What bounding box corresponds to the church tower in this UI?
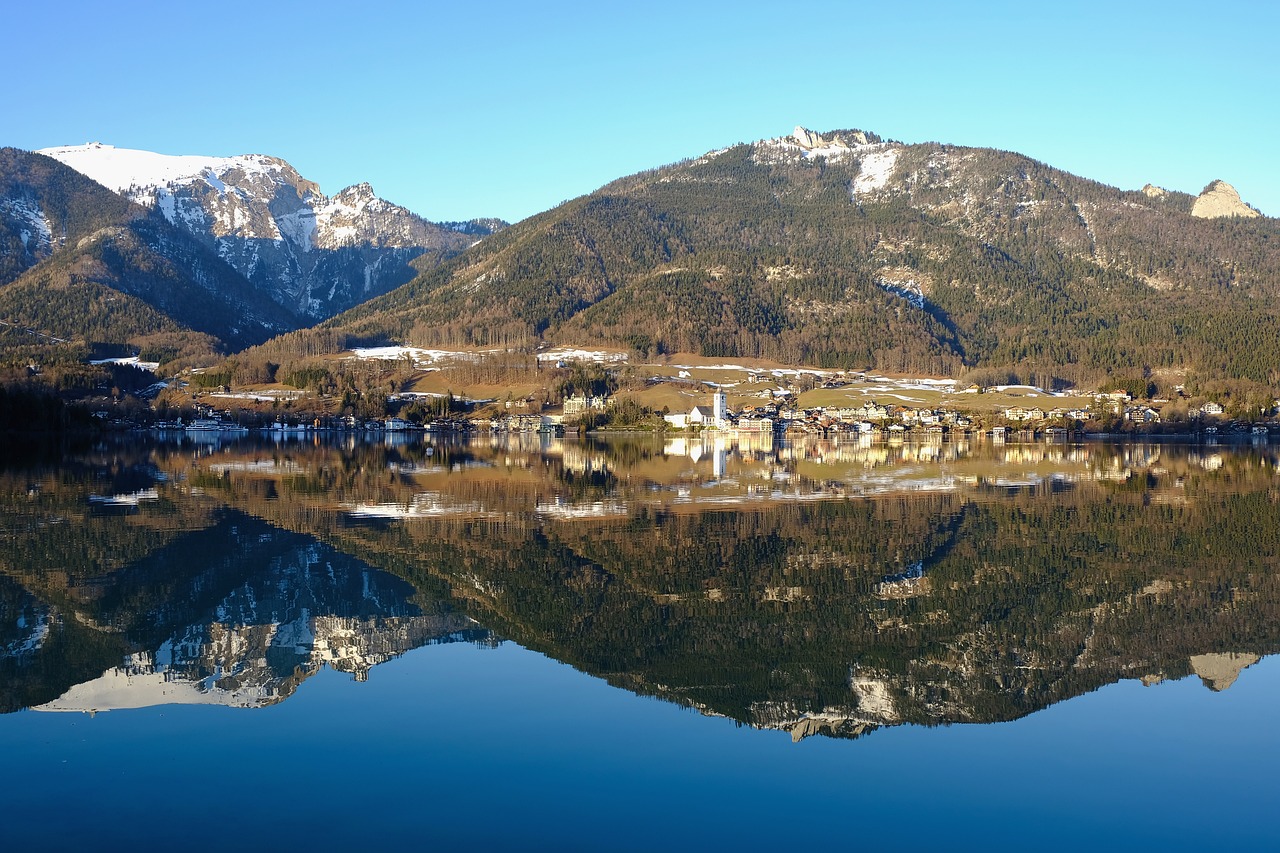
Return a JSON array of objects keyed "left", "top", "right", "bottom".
[{"left": 713, "top": 390, "right": 727, "bottom": 425}]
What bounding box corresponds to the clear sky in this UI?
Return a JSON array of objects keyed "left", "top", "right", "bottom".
[{"left": 9, "top": 0, "right": 1277, "bottom": 223}]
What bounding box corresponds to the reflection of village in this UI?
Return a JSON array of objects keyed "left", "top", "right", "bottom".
[{"left": 161, "top": 429, "right": 1280, "bottom": 526}]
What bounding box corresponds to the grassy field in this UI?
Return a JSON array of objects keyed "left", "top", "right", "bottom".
[
  {"left": 797, "top": 385, "right": 1096, "bottom": 414},
  {"left": 300, "top": 348, "right": 1104, "bottom": 418}
]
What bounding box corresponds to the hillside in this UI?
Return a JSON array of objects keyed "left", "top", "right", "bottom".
[{"left": 323, "top": 127, "right": 1280, "bottom": 387}]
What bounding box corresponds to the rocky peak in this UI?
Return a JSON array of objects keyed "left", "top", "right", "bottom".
[
  {"left": 1191, "top": 179, "right": 1261, "bottom": 219},
  {"left": 791, "top": 126, "right": 879, "bottom": 150},
  {"left": 334, "top": 182, "right": 378, "bottom": 206},
  {"left": 792, "top": 126, "right": 825, "bottom": 149},
  {"left": 1142, "top": 183, "right": 1169, "bottom": 199}
]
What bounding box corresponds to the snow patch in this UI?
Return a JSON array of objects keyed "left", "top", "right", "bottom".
[
  {"left": 536, "top": 499, "right": 630, "bottom": 520},
  {"left": 876, "top": 277, "right": 924, "bottom": 309},
  {"left": 88, "top": 355, "right": 160, "bottom": 371},
  {"left": 275, "top": 207, "right": 317, "bottom": 250},
  {"left": 89, "top": 489, "right": 159, "bottom": 507},
  {"left": 536, "top": 347, "right": 629, "bottom": 364},
  {"left": 0, "top": 196, "right": 53, "bottom": 254},
  {"left": 346, "top": 493, "right": 497, "bottom": 519},
  {"left": 347, "top": 345, "right": 488, "bottom": 367},
  {"left": 852, "top": 148, "right": 899, "bottom": 195},
  {"left": 4, "top": 608, "right": 51, "bottom": 658}
]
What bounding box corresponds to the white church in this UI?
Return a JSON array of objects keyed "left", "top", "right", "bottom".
[{"left": 664, "top": 390, "right": 730, "bottom": 430}]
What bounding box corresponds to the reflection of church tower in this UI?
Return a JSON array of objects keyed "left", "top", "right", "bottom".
[{"left": 713, "top": 390, "right": 727, "bottom": 426}]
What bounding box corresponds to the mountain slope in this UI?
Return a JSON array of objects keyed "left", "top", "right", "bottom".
[
  {"left": 0, "top": 146, "right": 139, "bottom": 285},
  {"left": 40, "top": 144, "right": 502, "bottom": 321},
  {"left": 324, "top": 127, "right": 1280, "bottom": 385},
  {"left": 0, "top": 148, "right": 302, "bottom": 359}
]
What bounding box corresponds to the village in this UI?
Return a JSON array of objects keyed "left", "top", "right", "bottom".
[
  {"left": 113, "top": 376, "right": 1272, "bottom": 440},
  {"left": 476, "top": 384, "right": 1266, "bottom": 438},
  {"left": 88, "top": 346, "right": 1278, "bottom": 440}
]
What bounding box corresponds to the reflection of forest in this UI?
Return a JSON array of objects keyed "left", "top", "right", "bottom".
[{"left": 2, "top": 436, "right": 1278, "bottom": 740}]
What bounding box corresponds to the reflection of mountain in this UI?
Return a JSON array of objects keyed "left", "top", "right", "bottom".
[
  {"left": 6, "top": 437, "right": 1280, "bottom": 735},
  {"left": 170, "top": 436, "right": 1280, "bottom": 740},
  {"left": 0, "top": 449, "right": 487, "bottom": 712},
  {"left": 36, "top": 545, "right": 484, "bottom": 712},
  {"left": 1189, "top": 652, "right": 1261, "bottom": 692}
]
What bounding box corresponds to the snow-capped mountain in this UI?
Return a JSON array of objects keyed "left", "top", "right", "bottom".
[
  {"left": 38, "top": 143, "right": 500, "bottom": 320},
  {"left": 0, "top": 146, "right": 301, "bottom": 351}
]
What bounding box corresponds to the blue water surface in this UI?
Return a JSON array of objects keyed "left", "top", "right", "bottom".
[{"left": 2, "top": 641, "right": 1276, "bottom": 851}]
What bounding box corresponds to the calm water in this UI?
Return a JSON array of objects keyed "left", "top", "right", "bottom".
[{"left": 2, "top": 432, "right": 1278, "bottom": 850}]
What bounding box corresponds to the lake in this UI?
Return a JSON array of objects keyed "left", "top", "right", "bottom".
[{"left": 1, "top": 432, "right": 1277, "bottom": 850}]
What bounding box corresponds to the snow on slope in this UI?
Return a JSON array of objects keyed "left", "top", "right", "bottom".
[
  {"left": 0, "top": 196, "right": 54, "bottom": 253},
  {"left": 41, "top": 143, "right": 442, "bottom": 251},
  {"left": 852, "top": 148, "right": 900, "bottom": 195},
  {"left": 38, "top": 142, "right": 278, "bottom": 194},
  {"left": 750, "top": 126, "right": 901, "bottom": 194}
]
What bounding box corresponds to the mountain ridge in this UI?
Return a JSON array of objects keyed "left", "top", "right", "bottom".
[
  {"left": 312, "top": 124, "right": 1280, "bottom": 388},
  {"left": 39, "top": 143, "right": 504, "bottom": 321}
]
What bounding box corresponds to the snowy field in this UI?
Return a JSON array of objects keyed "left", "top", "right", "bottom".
[{"left": 89, "top": 356, "right": 161, "bottom": 372}]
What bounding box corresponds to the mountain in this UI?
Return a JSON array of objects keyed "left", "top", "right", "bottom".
[
  {"left": 39, "top": 143, "right": 503, "bottom": 321},
  {"left": 0, "top": 147, "right": 300, "bottom": 360},
  {"left": 323, "top": 126, "right": 1280, "bottom": 387}
]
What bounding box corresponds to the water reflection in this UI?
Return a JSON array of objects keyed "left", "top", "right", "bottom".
[
  {"left": 35, "top": 543, "right": 486, "bottom": 712},
  {"left": 2, "top": 434, "right": 1277, "bottom": 740}
]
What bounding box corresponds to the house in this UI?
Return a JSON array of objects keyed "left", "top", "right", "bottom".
[
  {"left": 564, "top": 394, "right": 608, "bottom": 418},
  {"left": 501, "top": 413, "right": 545, "bottom": 432},
  {"left": 1200, "top": 402, "right": 1225, "bottom": 416},
  {"left": 737, "top": 416, "right": 774, "bottom": 433},
  {"left": 1004, "top": 407, "right": 1045, "bottom": 422},
  {"left": 1125, "top": 407, "right": 1161, "bottom": 424},
  {"left": 858, "top": 402, "right": 892, "bottom": 421},
  {"left": 687, "top": 405, "right": 718, "bottom": 426}
]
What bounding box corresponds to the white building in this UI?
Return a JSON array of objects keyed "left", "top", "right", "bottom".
[{"left": 664, "top": 391, "right": 731, "bottom": 430}]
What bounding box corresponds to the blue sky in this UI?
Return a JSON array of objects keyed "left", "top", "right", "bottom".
[{"left": 10, "top": 1, "right": 1277, "bottom": 223}]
